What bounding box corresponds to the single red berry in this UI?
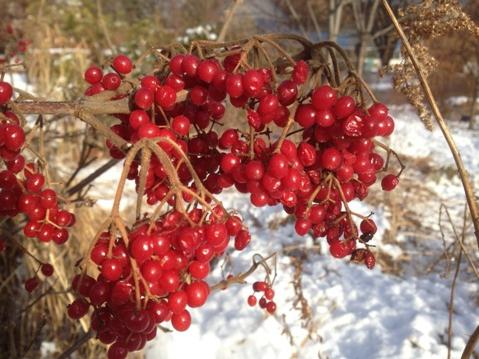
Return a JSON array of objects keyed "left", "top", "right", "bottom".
[
  {"left": 253, "top": 281, "right": 267, "bottom": 292},
  {"left": 234, "top": 229, "right": 251, "bottom": 250},
  {"left": 312, "top": 85, "right": 337, "bottom": 110},
  {"left": 321, "top": 148, "right": 342, "bottom": 170},
  {"left": 277, "top": 80, "right": 298, "bottom": 106},
  {"left": 41, "top": 263, "right": 54, "bottom": 277},
  {"left": 171, "top": 310, "right": 191, "bottom": 331},
  {"left": 381, "top": 174, "right": 399, "bottom": 191},
  {"left": 360, "top": 219, "right": 377, "bottom": 235},
  {"left": 292, "top": 60, "right": 308, "bottom": 84},
  {"left": 101, "top": 258, "right": 123, "bottom": 281},
  {"left": 155, "top": 85, "right": 176, "bottom": 109},
  {"left": 295, "top": 104, "right": 316, "bottom": 128},
  {"left": 171, "top": 115, "right": 190, "bottom": 136},
  {"left": 197, "top": 60, "right": 219, "bottom": 83},
  {"left": 67, "top": 298, "right": 89, "bottom": 319},
  {"left": 247, "top": 295, "right": 257, "bottom": 306},
  {"left": 168, "top": 290, "right": 188, "bottom": 314},
  {"left": 84, "top": 66, "right": 103, "bottom": 84},
  {"left": 266, "top": 301, "right": 277, "bottom": 314},
  {"left": 24, "top": 277, "right": 39, "bottom": 292},
  {"left": 112, "top": 54, "right": 133, "bottom": 74},
  {"left": 0, "top": 81, "right": 13, "bottom": 104},
  {"left": 185, "top": 281, "right": 209, "bottom": 308},
  {"left": 264, "top": 287, "right": 275, "bottom": 300},
  {"left": 333, "top": 96, "right": 356, "bottom": 119},
  {"left": 102, "top": 73, "right": 122, "bottom": 90},
  {"left": 134, "top": 88, "right": 154, "bottom": 110}
]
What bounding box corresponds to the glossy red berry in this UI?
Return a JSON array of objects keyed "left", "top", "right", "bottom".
[
  {"left": 312, "top": 85, "right": 337, "bottom": 110},
  {"left": 171, "top": 310, "right": 191, "bottom": 331},
  {"left": 381, "top": 174, "right": 399, "bottom": 191},
  {"left": 112, "top": 54, "right": 133, "bottom": 74},
  {"left": 321, "top": 148, "right": 342, "bottom": 170},
  {"left": 84, "top": 66, "right": 103, "bottom": 84},
  {"left": 134, "top": 88, "right": 154, "bottom": 110},
  {"left": 0, "top": 81, "right": 13, "bottom": 104}
]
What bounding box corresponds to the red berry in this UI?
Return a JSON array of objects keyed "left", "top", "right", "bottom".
[
  {"left": 245, "top": 160, "right": 264, "bottom": 181},
  {"left": 253, "top": 281, "right": 267, "bottom": 292},
  {"left": 181, "top": 55, "right": 200, "bottom": 77},
  {"left": 381, "top": 174, "right": 399, "bottom": 191},
  {"left": 129, "top": 110, "right": 150, "bottom": 130},
  {"left": 67, "top": 298, "right": 89, "bottom": 319},
  {"left": 264, "top": 288, "right": 275, "bottom": 300},
  {"left": 234, "top": 229, "right": 251, "bottom": 250},
  {"left": 185, "top": 281, "right": 209, "bottom": 307},
  {"left": 102, "top": 73, "right": 122, "bottom": 90},
  {"left": 321, "top": 148, "right": 342, "bottom": 170},
  {"left": 84, "top": 66, "right": 103, "bottom": 84},
  {"left": 226, "top": 73, "right": 244, "bottom": 98},
  {"left": 0, "top": 81, "right": 13, "bottom": 104},
  {"left": 24, "top": 277, "right": 39, "bottom": 292},
  {"left": 247, "top": 295, "right": 257, "bottom": 306},
  {"left": 168, "top": 290, "right": 188, "bottom": 314},
  {"left": 360, "top": 219, "right": 377, "bottom": 235},
  {"left": 266, "top": 301, "right": 277, "bottom": 314},
  {"left": 197, "top": 60, "right": 219, "bottom": 83},
  {"left": 112, "top": 54, "right": 133, "bottom": 74},
  {"left": 333, "top": 96, "right": 355, "bottom": 119},
  {"left": 101, "top": 258, "right": 123, "bottom": 281},
  {"left": 329, "top": 241, "right": 352, "bottom": 258},
  {"left": 41, "top": 263, "right": 54, "bottom": 277},
  {"left": 277, "top": 80, "right": 298, "bottom": 106},
  {"left": 107, "top": 342, "right": 128, "bottom": 359},
  {"left": 171, "top": 310, "right": 191, "bottom": 331},
  {"left": 171, "top": 115, "right": 190, "bottom": 136},
  {"left": 295, "top": 104, "right": 316, "bottom": 128},
  {"left": 155, "top": 85, "right": 176, "bottom": 109},
  {"left": 312, "top": 85, "right": 337, "bottom": 110},
  {"left": 134, "top": 88, "right": 154, "bottom": 110},
  {"left": 292, "top": 60, "right": 308, "bottom": 84}
]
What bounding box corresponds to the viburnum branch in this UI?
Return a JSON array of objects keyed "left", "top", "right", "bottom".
[{"left": 210, "top": 253, "right": 277, "bottom": 292}]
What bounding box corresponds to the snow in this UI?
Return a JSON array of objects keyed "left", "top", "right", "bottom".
[{"left": 145, "top": 192, "right": 477, "bottom": 359}]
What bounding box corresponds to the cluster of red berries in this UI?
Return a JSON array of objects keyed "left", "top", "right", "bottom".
[
  {"left": 247, "top": 281, "right": 276, "bottom": 314},
  {"left": 68, "top": 207, "right": 250, "bottom": 358},
  {"left": 80, "top": 50, "right": 402, "bottom": 278},
  {"left": 24, "top": 262, "right": 55, "bottom": 293},
  {"left": 77, "top": 49, "right": 401, "bottom": 357},
  {"left": 2, "top": 23, "right": 29, "bottom": 64},
  {"left": 0, "top": 80, "right": 74, "bottom": 292}
]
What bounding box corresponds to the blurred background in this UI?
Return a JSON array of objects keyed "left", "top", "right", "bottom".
[{"left": 0, "top": 0, "right": 478, "bottom": 358}]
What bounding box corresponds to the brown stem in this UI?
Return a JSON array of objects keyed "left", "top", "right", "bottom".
[
  {"left": 462, "top": 325, "right": 479, "bottom": 359},
  {"left": 382, "top": 0, "right": 479, "bottom": 248},
  {"left": 136, "top": 148, "right": 152, "bottom": 220},
  {"left": 57, "top": 330, "right": 94, "bottom": 359},
  {"left": 210, "top": 253, "right": 276, "bottom": 292},
  {"left": 13, "top": 98, "right": 130, "bottom": 115}
]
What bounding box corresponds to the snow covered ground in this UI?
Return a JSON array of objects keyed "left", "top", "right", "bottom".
[{"left": 141, "top": 105, "right": 479, "bottom": 359}]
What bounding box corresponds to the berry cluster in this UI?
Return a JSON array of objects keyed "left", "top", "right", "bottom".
[
  {"left": 0, "top": 80, "right": 74, "bottom": 292},
  {"left": 68, "top": 207, "right": 250, "bottom": 358},
  {"left": 247, "top": 280, "right": 276, "bottom": 314},
  {"left": 77, "top": 47, "right": 401, "bottom": 357}
]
